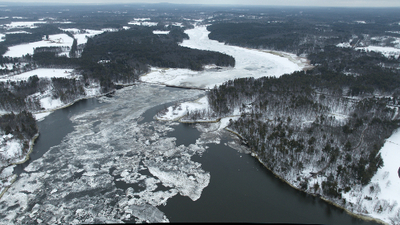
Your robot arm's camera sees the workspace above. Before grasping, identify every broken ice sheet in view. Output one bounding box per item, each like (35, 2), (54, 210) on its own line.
(0, 84), (209, 224)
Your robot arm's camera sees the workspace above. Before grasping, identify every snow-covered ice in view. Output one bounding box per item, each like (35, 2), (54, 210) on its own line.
(0, 84), (209, 224)
(140, 26), (306, 89)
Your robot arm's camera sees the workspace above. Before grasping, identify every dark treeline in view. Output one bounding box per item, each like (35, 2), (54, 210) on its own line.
(0, 76), (45, 112)
(0, 111), (38, 163)
(207, 14), (400, 56)
(0, 111), (38, 141)
(78, 27), (235, 90)
(203, 8), (400, 208)
(28, 26), (235, 92)
(207, 70), (398, 203)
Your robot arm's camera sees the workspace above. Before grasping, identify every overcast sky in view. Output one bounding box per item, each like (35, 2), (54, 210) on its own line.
(3, 0), (400, 7)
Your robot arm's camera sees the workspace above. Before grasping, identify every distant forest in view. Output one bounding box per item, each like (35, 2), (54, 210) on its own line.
(203, 9), (400, 207)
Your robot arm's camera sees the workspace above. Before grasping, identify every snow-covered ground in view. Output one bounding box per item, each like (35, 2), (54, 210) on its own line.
(144, 25), (400, 224)
(0, 68), (75, 82)
(0, 132), (36, 198)
(0, 68), (101, 120)
(60, 28), (118, 45)
(0, 21), (46, 30)
(156, 96), (210, 121)
(337, 38), (400, 59)
(356, 46), (400, 59)
(341, 129), (400, 224)
(153, 30), (170, 35)
(3, 33), (74, 58)
(128, 18), (158, 27)
(140, 26), (306, 89)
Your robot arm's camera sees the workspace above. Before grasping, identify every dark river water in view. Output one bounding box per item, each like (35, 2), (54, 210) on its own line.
(13, 87), (380, 224)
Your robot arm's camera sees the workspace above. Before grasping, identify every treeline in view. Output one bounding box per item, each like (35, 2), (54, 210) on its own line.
(0, 75), (87, 112)
(78, 27), (234, 90)
(27, 26), (234, 91)
(207, 22), (347, 55)
(207, 71), (398, 201)
(207, 19), (400, 56)
(0, 111), (38, 167)
(0, 25), (62, 56)
(0, 111), (38, 141)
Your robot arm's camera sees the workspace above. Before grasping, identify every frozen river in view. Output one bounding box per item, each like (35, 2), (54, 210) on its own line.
(0, 84), (380, 224)
(0, 26), (382, 224)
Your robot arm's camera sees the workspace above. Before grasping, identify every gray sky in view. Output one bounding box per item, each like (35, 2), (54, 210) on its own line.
(4, 0), (400, 7)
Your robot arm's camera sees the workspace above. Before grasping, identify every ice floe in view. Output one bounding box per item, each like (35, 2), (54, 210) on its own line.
(0, 84), (208, 223)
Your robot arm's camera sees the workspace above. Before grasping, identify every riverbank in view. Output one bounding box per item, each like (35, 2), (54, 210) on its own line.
(0, 86), (122, 200)
(176, 115), (389, 225)
(0, 132), (39, 199)
(155, 91), (389, 224)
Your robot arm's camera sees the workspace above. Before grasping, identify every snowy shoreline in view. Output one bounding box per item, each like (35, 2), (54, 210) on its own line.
(155, 93), (393, 224)
(0, 132), (39, 199)
(0, 87), (117, 200)
(167, 113), (389, 225)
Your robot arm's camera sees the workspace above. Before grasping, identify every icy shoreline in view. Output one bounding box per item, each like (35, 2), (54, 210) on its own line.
(0, 132), (39, 199)
(154, 93), (393, 225)
(0, 85), (117, 200)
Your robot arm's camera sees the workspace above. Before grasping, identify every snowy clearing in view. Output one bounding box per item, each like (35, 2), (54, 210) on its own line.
(128, 21), (158, 27)
(0, 21), (46, 30)
(0, 68), (75, 82)
(3, 33), (74, 58)
(356, 46), (400, 59)
(156, 96), (209, 121)
(140, 26), (306, 89)
(60, 28), (116, 45)
(153, 30), (170, 35)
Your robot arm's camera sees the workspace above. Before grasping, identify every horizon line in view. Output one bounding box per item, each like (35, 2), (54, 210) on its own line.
(1, 1), (400, 8)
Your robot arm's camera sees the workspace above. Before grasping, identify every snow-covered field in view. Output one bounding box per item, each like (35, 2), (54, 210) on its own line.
(60, 28), (117, 45)
(356, 46), (400, 59)
(3, 33), (74, 58)
(0, 21), (46, 30)
(337, 38), (400, 59)
(140, 26), (306, 89)
(153, 30), (170, 35)
(0, 68), (75, 82)
(128, 18), (158, 27)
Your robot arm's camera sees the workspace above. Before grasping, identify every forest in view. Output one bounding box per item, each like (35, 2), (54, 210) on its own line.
(0, 5), (400, 209)
(77, 26), (234, 91)
(203, 8), (400, 209)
